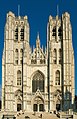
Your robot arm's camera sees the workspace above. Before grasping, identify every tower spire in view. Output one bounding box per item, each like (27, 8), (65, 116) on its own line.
(18, 5), (20, 16)
(36, 32), (40, 48)
(57, 5), (59, 16)
(37, 32), (39, 39)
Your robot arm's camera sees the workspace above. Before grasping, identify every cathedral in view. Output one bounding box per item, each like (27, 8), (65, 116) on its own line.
(2, 11), (75, 113)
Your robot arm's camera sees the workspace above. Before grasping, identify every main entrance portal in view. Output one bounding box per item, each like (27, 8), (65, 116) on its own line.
(33, 97), (44, 112)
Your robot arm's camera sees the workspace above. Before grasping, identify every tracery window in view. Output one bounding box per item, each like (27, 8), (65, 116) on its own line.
(32, 71), (44, 92)
(17, 70), (21, 85)
(55, 70), (60, 85)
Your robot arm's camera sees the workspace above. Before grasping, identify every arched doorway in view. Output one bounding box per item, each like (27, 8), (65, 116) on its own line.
(56, 99), (61, 111)
(15, 89), (22, 111)
(53, 90), (62, 111)
(33, 96), (44, 112)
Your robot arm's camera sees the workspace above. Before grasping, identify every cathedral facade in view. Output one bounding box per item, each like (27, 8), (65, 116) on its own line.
(2, 11), (75, 112)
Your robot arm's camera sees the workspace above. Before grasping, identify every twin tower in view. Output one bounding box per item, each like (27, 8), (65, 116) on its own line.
(2, 11), (75, 112)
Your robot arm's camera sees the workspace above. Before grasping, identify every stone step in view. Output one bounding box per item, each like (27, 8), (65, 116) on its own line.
(16, 112), (59, 119)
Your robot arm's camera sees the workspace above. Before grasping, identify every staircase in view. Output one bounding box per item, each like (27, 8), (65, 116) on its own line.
(16, 112), (59, 119)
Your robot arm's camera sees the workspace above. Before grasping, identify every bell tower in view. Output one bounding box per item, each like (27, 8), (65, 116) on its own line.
(47, 12), (75, 111)
(2, 11), (30, 111)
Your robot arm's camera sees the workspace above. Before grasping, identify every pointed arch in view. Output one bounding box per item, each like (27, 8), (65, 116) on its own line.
(15, 89), (22, 111)
(15, 89), (22, 96)
(55, 70), (60, 85)
(32, 70), (45, 92)
(32, 95), (45, 112)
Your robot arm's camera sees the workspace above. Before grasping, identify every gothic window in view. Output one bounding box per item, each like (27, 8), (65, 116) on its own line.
(15, 49), (18, 58)
(52, 26), (56, 37)
(17, 70), (21, 85)
(55, 70), (60, 85)
(15, 49), (18, 65)
(32, 71), (44, 92)
(53, 49), (57, 64)
(31, 59), (37, 64)
(15, 27), (18, 41)
(58, 27), (62, 38)
(20, 27), (24, 40)
(40, 59), (45, 64)
(59, 49), (62, 64)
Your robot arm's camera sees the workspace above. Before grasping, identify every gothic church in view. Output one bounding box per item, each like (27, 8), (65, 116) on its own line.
(2, 11), (75, 113)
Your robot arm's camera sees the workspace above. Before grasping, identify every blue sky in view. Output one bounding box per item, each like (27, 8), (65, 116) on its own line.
(0, 0), (77, 95)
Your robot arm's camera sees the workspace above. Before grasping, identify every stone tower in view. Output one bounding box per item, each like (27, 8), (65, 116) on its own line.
(2, 11), (30, 111)
(2, 11), (75, 112)
(47, 12), (74, 111)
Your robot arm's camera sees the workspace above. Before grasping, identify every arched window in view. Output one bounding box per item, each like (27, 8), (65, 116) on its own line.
(15, 49), (18, 58)
(59, 49), (62, 64)
(55, 70), (60, 85)
(59, 49), (61, 58)
(15, 27), (18, 41)
(52, 26), (56, 37)
(15, 49), (18, 65)
(58, 26), (62, 38)
(32, 71), (44, 92)
(20, 49), (23, 64)
(20, 27), (24, 40)
(17, 70), (21, 85)
(40, 59), (45, 64)
(53, 49), (57, 64)
(31, 59), (37, 64)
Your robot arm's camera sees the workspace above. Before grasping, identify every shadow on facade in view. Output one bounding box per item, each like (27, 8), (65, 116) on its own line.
(63, 91), (73, 111)
(74, 95), (77, 112)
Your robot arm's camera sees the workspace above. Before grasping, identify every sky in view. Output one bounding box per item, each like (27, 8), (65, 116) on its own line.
(0, 0), (77, 95)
